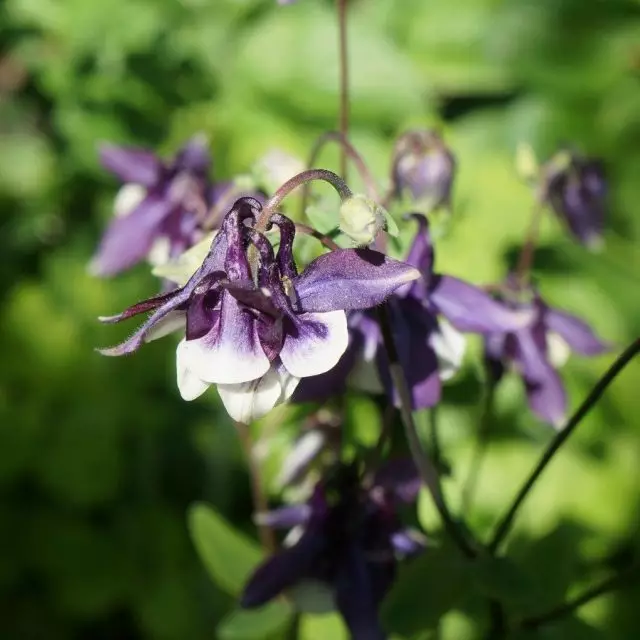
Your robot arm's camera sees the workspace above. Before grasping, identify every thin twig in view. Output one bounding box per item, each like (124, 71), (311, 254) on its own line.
(294, 222), (340, 251)
(336, 0), (349, 181)
(519, 563), (640, 630)
(376, 305), (476, 558)
(235, 421), (276, 553)
(515, 201), (545, 283)
(488, 338), (640, 554)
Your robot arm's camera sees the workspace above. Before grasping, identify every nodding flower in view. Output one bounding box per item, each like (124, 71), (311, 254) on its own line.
(97, 197), (420, 422)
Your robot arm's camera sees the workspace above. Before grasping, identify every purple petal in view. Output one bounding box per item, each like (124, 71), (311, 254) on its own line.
(391, 529), (426, 557)
(430, 275), (534, 334)
(181, 291), (270, 385)
(99, 144), (162, 186)
(255, 504), (312, 529)
(98, 288), (179, 324)
(515, 328), (567, 428)
(334, 546), (387, 640)
(280, 310), (348, 378)
(373, 457), (421, 504)
(90, 195), (174, 276)
(404, 214), (434, 276)
(240, 530), (326, 608)
(544, 307), (610, 356)
(174, 136), (211, 176)
(294, 249), (420, 313)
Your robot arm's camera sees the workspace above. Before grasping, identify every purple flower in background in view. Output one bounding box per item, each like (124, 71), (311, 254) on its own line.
(98, 198), (419, 422)
(484, 280), (610, 428)
(241, 460), (424, 639)
(390, 130), (456, 212)
(542, 151), (607, 250)
(296, 216), (534, 410)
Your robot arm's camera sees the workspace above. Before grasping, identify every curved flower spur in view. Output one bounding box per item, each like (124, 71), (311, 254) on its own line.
(98, 197), (421, 422)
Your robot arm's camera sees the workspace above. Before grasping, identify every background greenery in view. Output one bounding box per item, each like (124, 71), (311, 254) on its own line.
(1, 0), (639, 638)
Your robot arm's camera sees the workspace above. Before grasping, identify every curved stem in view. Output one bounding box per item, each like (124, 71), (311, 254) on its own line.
(376, 305), (476, 558)
(488, 337), (640, 554)
(515, 202), (545, 283)
(255, 168), (352, 232)
(518, 562), (640, 630)
(294, 222), (340, 251)
(300, 132), (379, 220)
(336, 0), (350, 181)
(235, 421), (276, 553)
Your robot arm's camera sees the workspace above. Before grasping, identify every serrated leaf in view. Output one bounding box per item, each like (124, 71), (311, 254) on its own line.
(188, 502), (262, 596)
(217, 602), (293, 640)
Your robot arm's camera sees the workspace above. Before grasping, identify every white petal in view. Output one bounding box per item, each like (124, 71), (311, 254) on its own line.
(181, 293), (270, 385)
(430, 318), (466, 381)
(114, 183), (147, 217)
(217, 367), (282, 423)
(276, 365), (301, 403)
(145, 310), (186, 343)
(546, 331), (571, 369)
(176, 339), (210, 400)
(280, 310), (348, 378)
(147, 235), (172, 267)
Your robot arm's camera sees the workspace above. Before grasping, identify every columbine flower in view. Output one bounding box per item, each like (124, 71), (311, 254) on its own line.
(295, 215), (534, 409)
(541, 150), (606, 250)
(98, 198), (420, 422)
(241, 460), (424, 639)
(390, 130), (456, 212)
(484, 279), (610, 428)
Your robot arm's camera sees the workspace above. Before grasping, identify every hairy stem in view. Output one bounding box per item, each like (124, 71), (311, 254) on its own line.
(376, 305), (476, 558)
(488, 337), (640, 554)
(519, 563), (640, 630)
(255, 168), (352, 232)
(336, 0), (350, 181)
(300, 131), (379, 220)
(235, 421), (276, 553)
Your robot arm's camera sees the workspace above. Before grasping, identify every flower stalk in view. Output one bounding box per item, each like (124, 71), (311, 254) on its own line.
(336, 0), (350, 181)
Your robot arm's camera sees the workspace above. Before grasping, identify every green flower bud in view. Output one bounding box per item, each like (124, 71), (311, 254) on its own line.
(339, 194), (389, 246)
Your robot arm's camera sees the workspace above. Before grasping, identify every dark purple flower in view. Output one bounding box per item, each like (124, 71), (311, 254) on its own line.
(390, 130), (456, 212)
(296, 216), (534, 410)
(242, 460), (424, 639)
(542, 151), (606, 250)
(97, 198), (420, 422)
(484, 279), (610, 428)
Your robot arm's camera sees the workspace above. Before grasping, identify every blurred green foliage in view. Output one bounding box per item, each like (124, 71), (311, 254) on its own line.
(1, 0), (639, 638)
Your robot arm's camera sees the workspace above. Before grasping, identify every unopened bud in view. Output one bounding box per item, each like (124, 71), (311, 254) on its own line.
(339, 194), (393, 246)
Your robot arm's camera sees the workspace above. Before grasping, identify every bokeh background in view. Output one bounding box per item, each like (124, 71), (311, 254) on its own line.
(1, 0), (640, 638)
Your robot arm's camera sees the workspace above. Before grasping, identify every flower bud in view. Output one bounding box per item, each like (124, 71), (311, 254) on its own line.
(339, 194), (387, 246)
(391, 129), (455, 212)
(541, 150), (606, 250)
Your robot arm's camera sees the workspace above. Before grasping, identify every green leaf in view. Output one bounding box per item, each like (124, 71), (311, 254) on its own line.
(471, 555), (537, 609)
(300, 613), (349, 640)
(217, 602), (293, 640)
(187, 502), (262, 596)
(381, 544), (473, 636)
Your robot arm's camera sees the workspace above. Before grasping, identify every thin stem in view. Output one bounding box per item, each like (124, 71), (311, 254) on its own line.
(428, 405), (443, 470)
(376, 305), (476, 558)
(462, 379), (496, 515)
(255, 168), (352, 232)
(294, 222), (341, 251)
(336, 0), (350, 181)
(519, 563), (640, 630)
(366, 404), (397, 473)
(515, 201), (545, 283)
(300, 131), (379, 220)
(488, 337), (640, 554)
(235, 421), (276, 553)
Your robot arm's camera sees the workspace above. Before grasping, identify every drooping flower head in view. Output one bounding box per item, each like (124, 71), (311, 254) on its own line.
(91, 136), (262, 276)
(296, 215), (535, 410)
(241, 459), (424, 639)
(484, 277), (610, 428)
(98, 198), (420, 422)
(390, 130), (456, 213)
(541, 150), (606, 250)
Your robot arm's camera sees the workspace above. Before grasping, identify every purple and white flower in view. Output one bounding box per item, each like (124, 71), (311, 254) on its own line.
(484, 279), (610, 428)
(295, 215), (535, 410)
(98, 198), (420, 422)
(241, 459), (424, 639)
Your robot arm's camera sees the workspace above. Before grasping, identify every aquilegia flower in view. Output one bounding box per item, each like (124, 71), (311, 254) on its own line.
(241, 460), (424, 639)
(484, 279), (610, 428)
(390, 130), (456, 212)
(541, 150), (606, 250)
(296, 215), (534, 409)
(98, 197), (420, 422)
